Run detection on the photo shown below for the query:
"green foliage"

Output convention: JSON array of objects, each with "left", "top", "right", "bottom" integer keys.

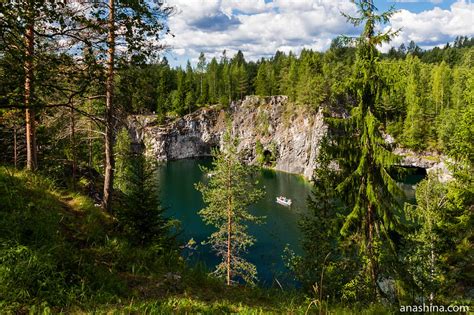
[
  {"left": 401, "top": 56, "right": 425, "bottom": 149},
  {"left": 326, "top": 0, "right": 406, "bottom": 300},
  {"left": 114, "top": 131, "right": 170, "bottom": 246},
  {"left": 255, "top": 61, "right": 276, "bottom": 96},
  {"left": 403, "top": 175, "right": 446, "bottom": 301},
  {"left": 0, "top": 168, "right": 177, "bottom": 312},
  {"left": 116, "top": 154, "right": 170, "bottom": 246},
  {"left": 256, "top": 109, "right": 271, "bottom": 136},
  {"left": 255, "top": 139, "right": 265, "bottom": 166},
  {"left": 403, "top": 172, "right": 473, "bottom": 303},
  {"left": 255, "top": 140, "right": 277, "bottom": 167},
  {"left": 296, "top": 51, "right": 326, "bottom": 107},
  {"left": 1, "top": 0, "right": 473, "bottom": 310},
  {"left": 0, "top": 170, "right": 74, "bottom": 306},
  {"left": 114, "top": 128, "right": 133, "bottom": 193},
  {"left": 196, "top": 127, "right": 265, "bottom": 285},
  {"left": 288, "top": 138, "right": 356, "bottom": 299},
  {"left": 86, "top": 43, "right": 474, "bottom": 164}
]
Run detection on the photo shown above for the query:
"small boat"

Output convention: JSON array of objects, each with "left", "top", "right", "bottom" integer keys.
[
  {"left": 276, "top": 196, "right": 292, "bottom": 206},
  {"left": 207, "top": 172, "right": 215, "bottom": 178}
]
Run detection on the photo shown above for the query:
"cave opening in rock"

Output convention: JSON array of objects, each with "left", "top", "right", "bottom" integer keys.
[
  {"left": 262, "top": 150, "right": 273, "bottom": 166},
  {"left": 403, "top": 166, "right": 427, "bottom": 176},
  {"left": 393, "top": 166, "right": 427, "bottom": 184}
]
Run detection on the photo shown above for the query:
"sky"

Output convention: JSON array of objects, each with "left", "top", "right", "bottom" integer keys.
[{"left": 161, "top": 0, "right": 474, "bottom": 67}]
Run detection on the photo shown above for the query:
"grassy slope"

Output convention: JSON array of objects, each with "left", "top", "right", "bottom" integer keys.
[{"left": 0, "top": 168, "right": 394, "bottom": 314}]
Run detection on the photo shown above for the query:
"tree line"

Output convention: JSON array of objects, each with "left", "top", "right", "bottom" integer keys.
[{"left": 115, "top": 36, "right": 472, "bottom": 155}]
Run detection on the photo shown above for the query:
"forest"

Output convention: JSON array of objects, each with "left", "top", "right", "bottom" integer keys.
[{"left": 0, "top": 0, "right": 473, "bottom": 313}]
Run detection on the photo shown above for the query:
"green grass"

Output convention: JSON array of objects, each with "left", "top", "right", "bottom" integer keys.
[{"left": 0, "top": 167, "right": 395, "bottom": 314}]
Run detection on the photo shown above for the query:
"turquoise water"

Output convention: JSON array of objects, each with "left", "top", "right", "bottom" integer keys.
[
  {"left": 158, "top": 158, "right": 425, "bottom": 286},
  {"left": 158, "top": 158, "right": 311, "bottom": 286}
]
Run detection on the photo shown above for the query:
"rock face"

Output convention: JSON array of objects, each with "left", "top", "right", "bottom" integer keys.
[
  {"left": 127, "top": 106, "right": 224, "bottom": 161},
  {"left": 127, "top": 95, "right": 451, "bottom": 181},
  {"left": 128, "top": 96, "right": 326, "bottom": 179},
  {"left": 394, "top": 148, "right": 453, "bottom": 182}
]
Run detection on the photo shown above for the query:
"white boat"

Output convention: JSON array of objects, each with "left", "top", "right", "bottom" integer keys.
[
  {"left": 207, "top": 172, "right": 215, "bottom": 178},
  {"left": 276, "top": 196, "right": 292, "bottom": 206}
]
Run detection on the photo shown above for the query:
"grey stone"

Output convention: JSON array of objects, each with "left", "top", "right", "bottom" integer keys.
[{"left": 127, "top": 96, "right": 326, "bottom": 179}]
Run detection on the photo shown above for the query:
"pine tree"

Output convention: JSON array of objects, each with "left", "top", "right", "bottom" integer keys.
[
  {"left": 0, "top": 1, "right": 77, "bottom": 171},
  {"left": 330, "top": 0, "right": 404, "bottom": 298},
  {"left": 81, "top": 0, "right": 173, "bottom": 212},
  {"left": 195, "top": 127, "right": 264, "bottom": 285}
]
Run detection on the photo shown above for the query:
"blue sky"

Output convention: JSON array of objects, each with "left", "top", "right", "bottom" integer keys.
[
  {"left": 376, "top": 0, "right": 457, "bottom": 13},
  {"left": 162, "top": 0, "right": 473, "bottom": 67}
]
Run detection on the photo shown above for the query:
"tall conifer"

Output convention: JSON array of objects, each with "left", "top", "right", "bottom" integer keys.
[{"left": 330, "top": 0, "right": 404, "bottom": 297}]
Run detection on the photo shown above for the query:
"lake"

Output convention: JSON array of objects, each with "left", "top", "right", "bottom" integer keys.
[
  {"left": 158, "top": 157, "right": 311, "bottom": 286},
  {"left": 158, "top": 158, "right": 424, "bottom": 286}
]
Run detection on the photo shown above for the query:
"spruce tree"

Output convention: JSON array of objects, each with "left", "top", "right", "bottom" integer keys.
[
  {"left": 114, "top": 131, "right": 169, "bottom": 246},
  {"left": 329, "top": 0, "right": 404, "bottom": 298},
  {"left": 196, "top": 127, "right": 264, "bottom": 285},
  {"left": 296, "top": 137, "right": 353, "bottom": 297},
  {"left": 119, "top": 154, "right": 169, "bottom": 246}
]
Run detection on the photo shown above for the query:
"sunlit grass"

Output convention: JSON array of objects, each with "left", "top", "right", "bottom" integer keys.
[{"left": 0, "top": 167, "right": 396, "bottom": 314}]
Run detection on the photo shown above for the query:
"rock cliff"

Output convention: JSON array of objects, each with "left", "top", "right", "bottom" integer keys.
[
  {"left": 127, "top": 95, "right": 451, "bottom": 181},
  {"left": 128, "top": 96, "right": 326, "bottom": 179}
]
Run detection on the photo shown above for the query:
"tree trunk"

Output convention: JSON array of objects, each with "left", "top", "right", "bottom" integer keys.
[
  {"left": 13, "top": 126, "right": 17, "bottom": 169},
  {"left": 367, "top": 203, "right": 378, "bottom": 298},
  {"left": 24, "top": 16, "right": 37, "bottom": 171},
  {"left": 70, "top": 105, "right": 77, "bottom": 190},
  {"left": 429, "top": 239, "right": 435, "bottom": 305},
  {"left": 226, "top": 158, "right": 232, "bottom": 286},
  {"left": 88, "top": 120, "right": 93, "bottom": 168},
  {"left": 227, "top": 203, "right": 232, "bottom": 286},
  {"left": 102, "top": 0, "right": 115, "bottom": 212}
]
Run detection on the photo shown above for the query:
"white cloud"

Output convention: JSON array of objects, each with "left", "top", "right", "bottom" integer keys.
[
  {"left": 381, "top": 0, "right": 474, "bottom": 52},
  {"left": 163, "top": 0, "right": 474, "bottom": 66},
  {"left": 221, "top": 0, "right": 269, "bottom": 16}
]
